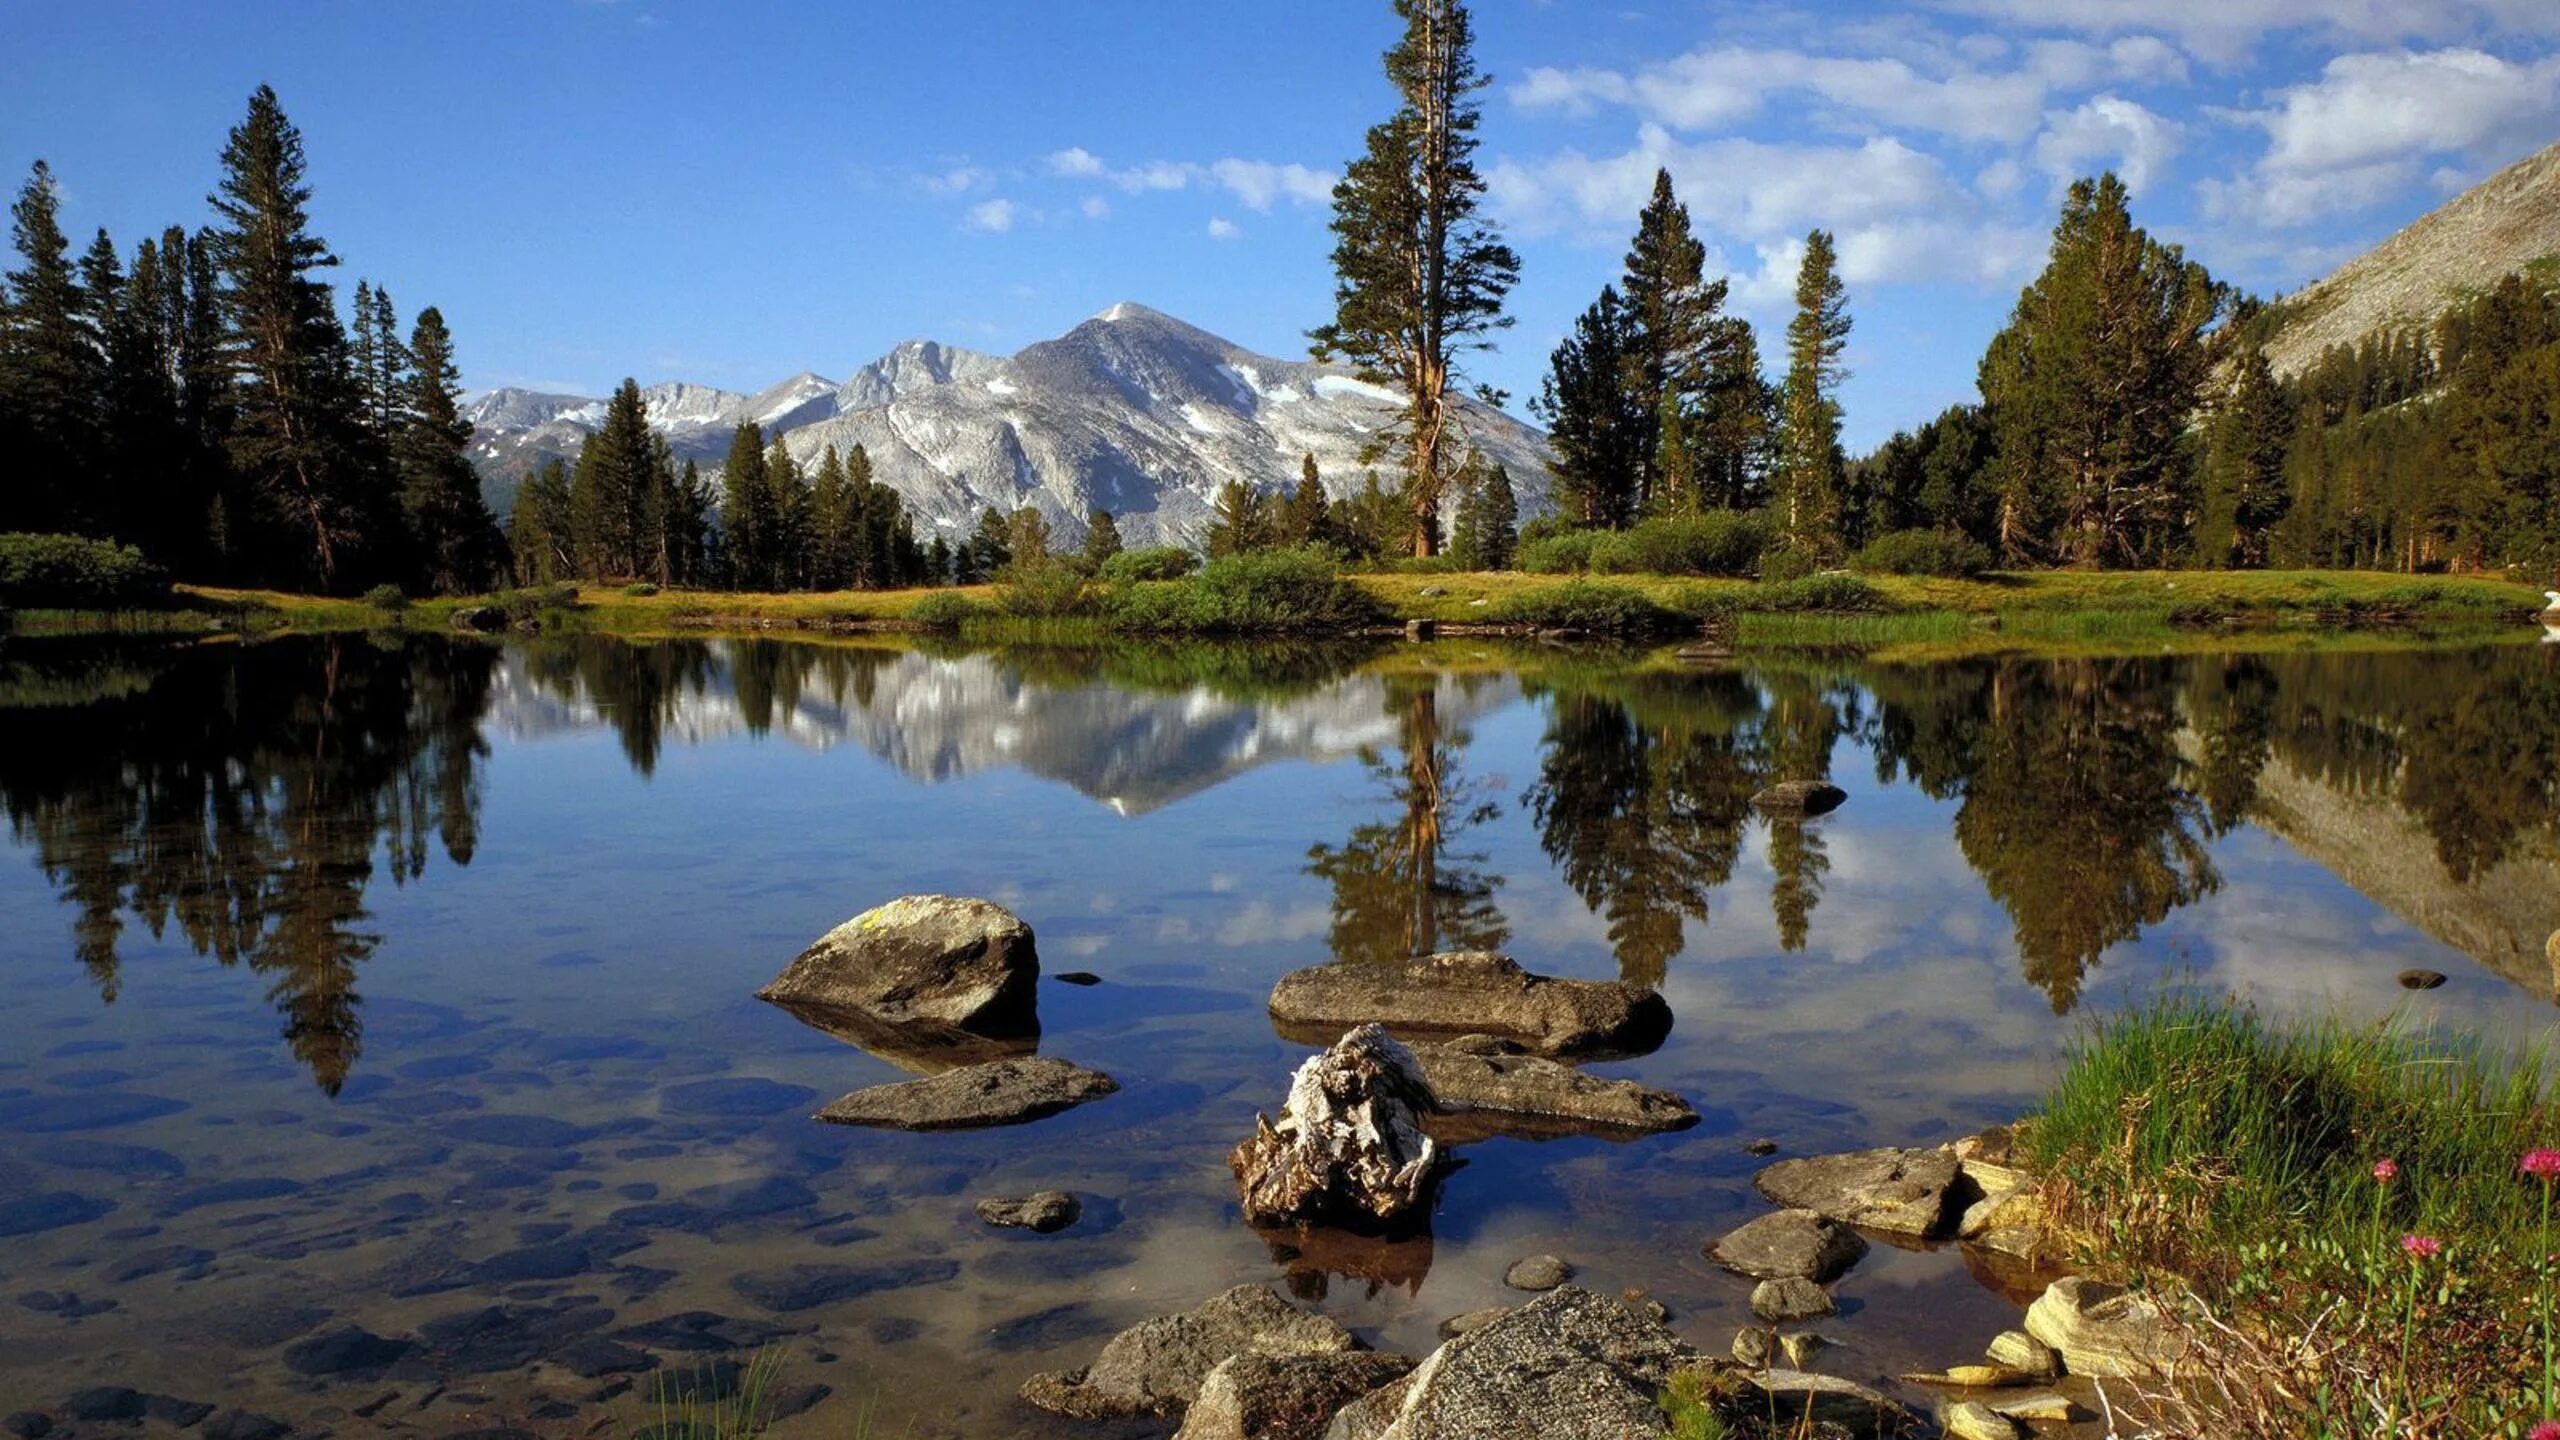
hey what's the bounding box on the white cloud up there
[1080,195,1111,220]
[2202,48,2560,224]
[1206,216,1241,240]
[921,164,992,196]
[2033,95,2184,194]
[965,198,1019,233]
[1926,0,2560,65]
[1046,146,1106,178]
[1511,37,2191,145]
[1207,158,1335,210]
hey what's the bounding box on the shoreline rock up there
[1269,952,1671,1060]
[1754,1146,1963,1238]
[1021,1285,1356,1421]
[1408,1036,1697,1140]
[757,895,1038,1035]
[1708,1209,1867,1283]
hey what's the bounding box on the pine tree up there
[208,86,369,587]
[1699,320,1773,511]
[1474,461,1516,568]
[1006,506,1051,568]
[1082,507,1124,569]
[2,161,102,533]
[1277,453,1331,547]
[964,506,1011,582]
[1207,479,1275,557]
[807,445,851,589]
[508,457,574,583]
[1309,0,1519,558]
[569,379,654,580]
[394,306,500,592]
[718,421,771,588]
[765,440,809,588]
[173,227,236,574]
[1620,168,1732,512]
[1776,230,1851,560]
[2210,346,2294,569]
[1979,174,2223,567]
[925,534,954,586]
[660,458,711,584]
[107,231,190,560]
[1535,285,1647,529]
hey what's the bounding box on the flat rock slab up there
[1022,1284,1356,1421]
[1364,1286,1698,1439]
[1410,1037,1696,1139]
[1755,1147,1962,1238]
[1750,1276,1835,1323]
[1176,1351,1416,1440]
[757,894,1038,1032]
[1269,952,1670,1059]
[2024,1277,2184,1380]
[814,1057,1117,1131]
[1708,1210,1867,1283]
[1750,780,1847,817]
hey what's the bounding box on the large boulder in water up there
[1357,1286,1699,1438]
[1231,1026,1443,1231]
[1021,1284,1358,1421]
[757,895,1037,1034]
[1269,952,1670,1059]
[1177,1352,1417,1440]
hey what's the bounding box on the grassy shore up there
[6,566,2545,653]
[2021,996,2558,1438]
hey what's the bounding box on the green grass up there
[2021,995,2560,1437]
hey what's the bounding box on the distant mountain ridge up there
[464,303,1554,548]
[2261,139,2560,377]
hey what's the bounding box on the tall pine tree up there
[2,162,102,533]
[1535,285,1648,529]
[718,421,772,588]
[1310,0,1519,557]
[395,306,501,593]
[1776,230,1850,560]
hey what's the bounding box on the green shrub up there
[622,581,660,597]
[361,583,409,611]
[1105,548,1383,634]
[1747,573,1889,612]
[0,532,170,609]
[1488,580,1688,635]
[994,561,1096,618]
[1756,545,1816,582]
[1369,553,1467,575]
[908,592,981,630]
[1590,512,1773,577]
[1099,546,1198,584]
[495,583,580,625]
[1853,528,1993,577]
[1519,529,1602,574]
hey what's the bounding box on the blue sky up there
[5,1,2556,450]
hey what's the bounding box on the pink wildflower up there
[2530,1423,2560,1440]
[2372,1158,2399,1183]
[2399,1233,2444,1260]
[2523,1149,2560,1182]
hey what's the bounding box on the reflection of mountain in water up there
[495,643,1518,815]
[2246,755,2560,1001]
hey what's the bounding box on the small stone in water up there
[2397,969,2447,991]
[1504,1254,1572,1291]
[1746,1138,1779,1156]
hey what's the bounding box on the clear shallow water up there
[1,633,2554,1436]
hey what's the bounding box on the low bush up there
[1591,512,1774,577]
[0,532,170,609]
[908,592,981,631]
[622,582,660,597]
[1487,580,1688,636]
[496,583,580,626]
[1099,546,1199,584]
[362,583,409,611]
[994,562,1096,618]
[1853,528,1993,578]
[1746,573,1889,612]
[1105,548,1383,634]
[1756,545,1816,582]
[1518,529,1603,574]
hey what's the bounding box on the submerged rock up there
[1020,1284,1357,1421]
[1409,1036,1696,1140]
[1750,780,1846,817]
[1269,952,1670,1059]
[1359,1286,1696,1438]
[757,895,1039,1035]
[814,1056,1117,1131]
[1708,1210,1867,1283]
[2023,1277,2184,1379]
[1231,1026,1442,1231]
[1177,1352,1416,1440]
[1750,1276,1834,1323]
[1503,1255,1573,1292]
[1754,1147,1962,1237]
[977,1191,1081,1233]
[763,998,1037,1076]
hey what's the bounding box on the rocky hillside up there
[464,303,1554,549]
[2262,139,2560,376]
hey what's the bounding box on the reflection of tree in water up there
[0,636,497,1092]
[1306,678,1508,963]
[1867,657,2218,1013]
[1759,674,1848,953]
[520,636,715,775]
